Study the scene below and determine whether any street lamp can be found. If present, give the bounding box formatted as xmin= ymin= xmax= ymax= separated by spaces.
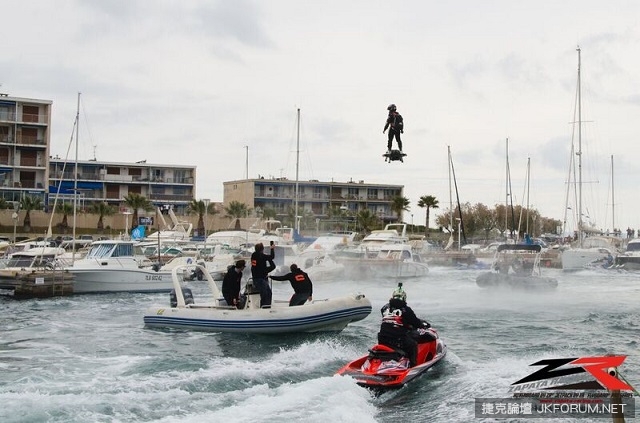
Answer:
xmin=340 ymin=203 xmax=348 ymax=231
xmin=411 ymin=213 xmax=414 ymax=233
xmin=12 ymin=211 xmax=18 ymax=244
xmin=122 ymin=210 xmax=132 ymax=238
xmin=455 ymin=218 xmax=461 ymax=251
xmin=202 ymin=198 xmax=210 ymax=239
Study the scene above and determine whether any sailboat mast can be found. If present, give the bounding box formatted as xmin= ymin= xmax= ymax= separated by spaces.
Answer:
xmin=576 ymin=46 xmax=583 ymax=247
xmin=448 ymin=146 xmax=453 ymax=231
xmin=611 ymin=155 xmax=615 ymax=232
xmin=72 ymin=92 xmax=80 ymax=262
xmin=294 ymin=108 xmax=300 ymax=233
xmin=505 ymin=138 xmax=509 ymax=237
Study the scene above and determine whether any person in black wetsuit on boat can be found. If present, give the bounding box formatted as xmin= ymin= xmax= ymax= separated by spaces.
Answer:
xmin=221 ymin=259 xmax=246 ymax=308
xmin=269 ymin=263 xmax=313 ymax=306
xmin=250 ymin=242 xmax=275 ymax=307
xmin=377 ymin=283 xmax=430 ymax=367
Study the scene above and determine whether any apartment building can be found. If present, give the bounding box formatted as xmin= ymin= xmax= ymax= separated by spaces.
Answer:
xmin=223 ymin=177 xmax=404 ymax=223
xmin=0 ymin=94 xmax=51 ymax=204
xmin=49 ymin=158 xmax=196 ymax=213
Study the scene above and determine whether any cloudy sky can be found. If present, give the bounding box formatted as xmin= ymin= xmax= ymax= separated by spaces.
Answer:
xmin=3 ymin=1 xmax=640 ymax=233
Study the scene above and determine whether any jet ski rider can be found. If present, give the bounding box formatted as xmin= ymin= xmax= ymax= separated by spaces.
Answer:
xmin=377 ymin=283 xmax=430 ymax=367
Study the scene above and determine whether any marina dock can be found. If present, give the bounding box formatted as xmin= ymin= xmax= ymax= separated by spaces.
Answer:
xmin=0 ymin=270 xmax=75 ymax=298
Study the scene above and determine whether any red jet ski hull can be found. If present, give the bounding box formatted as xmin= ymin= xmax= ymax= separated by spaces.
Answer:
xmin=336 ymin=328 xmax=446 ymax=389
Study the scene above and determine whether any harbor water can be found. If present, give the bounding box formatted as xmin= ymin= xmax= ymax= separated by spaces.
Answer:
xmin=1 ymin=266 xmax=638 ymax=422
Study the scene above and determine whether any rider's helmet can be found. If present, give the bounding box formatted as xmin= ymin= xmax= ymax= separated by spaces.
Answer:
xmin=392 ymin=285 xmax=406 ymax=302
xmin=387 ymin=104 xmax=396 ymax=112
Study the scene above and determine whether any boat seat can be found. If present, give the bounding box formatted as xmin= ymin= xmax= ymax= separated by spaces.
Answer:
xmin=368 ymin=347 xmax=406 ymax=362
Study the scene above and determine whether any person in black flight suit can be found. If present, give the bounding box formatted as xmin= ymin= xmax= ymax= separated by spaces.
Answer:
xmin=221 ymin=259 xmax=246 ymax=308
xmin=377 ymin=283 xmax=430 ymax=367
xmin=383 ymin=103 xmax=403 ymax=153
xmin=269 ymin=263 xmax=313 ymax=306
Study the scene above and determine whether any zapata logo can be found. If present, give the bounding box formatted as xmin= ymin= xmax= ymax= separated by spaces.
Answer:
xmin=512 ymin=356 xmax=633 ymax=391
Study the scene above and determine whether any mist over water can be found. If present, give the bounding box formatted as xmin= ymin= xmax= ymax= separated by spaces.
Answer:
xmin=1 ymin=266 xmax=638 ymax=422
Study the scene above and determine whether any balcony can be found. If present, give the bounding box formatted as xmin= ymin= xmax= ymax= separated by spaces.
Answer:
xmin=148 ymin=194 xmax=194 ymax=202
xmin=0 ymin=135 xmax=46 ymax=146
xmin=7 ymin=179 xmax=37 ymax=189
xmin=0 ymin=112 xmax=50 ymax=125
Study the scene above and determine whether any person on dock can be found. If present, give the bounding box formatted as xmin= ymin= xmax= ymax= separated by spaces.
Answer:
xmin=251 ymin=241 xmax=275 ymax=307
xmin=269 ymin=263 xmax=313 ymax=306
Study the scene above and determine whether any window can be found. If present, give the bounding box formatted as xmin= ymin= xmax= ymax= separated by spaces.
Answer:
xmin=22 ymin=105 xmax=39 ymax=123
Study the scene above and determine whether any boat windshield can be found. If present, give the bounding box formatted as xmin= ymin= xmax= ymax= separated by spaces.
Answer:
xmin=6 ymin=256 xmax=37 ymax=268
xmin=626 ymin=242 xmax=640 ymax=252
xmin=85 ymin=243 xmax=135 ymax=259
xmin=86 ymin=243 xmax=116 ymax=259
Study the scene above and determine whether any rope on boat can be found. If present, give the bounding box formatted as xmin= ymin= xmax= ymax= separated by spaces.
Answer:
xmin=617 ymin=371 xmax=640 ymax=397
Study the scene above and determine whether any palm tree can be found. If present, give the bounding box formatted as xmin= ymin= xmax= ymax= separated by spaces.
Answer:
xmin=261 ymin=207 xmax=277 ymax=220
xmin=20 ymin=196 xmax=43 ymax=232
xmin=206 ymin=202 xmax=219 ymax=234
xmin=224 ymin=201 xmax=252 ymax=229
xmin=356 ymin=209 xmax=380 ymax=235
xmin=56 ymin=203 xmax=74 ymax=233
xmin=90 ymin=202 xmax=116 ymax=232
xmin=390 ymin=196 xmax=410 ymax=223
xmin=417 ymin=195 xmax=439 ymax=236
xmin=122 ymin=193 xmax=154 ymax=232
xmin=187 ymin=199 xmax=207 ymax=236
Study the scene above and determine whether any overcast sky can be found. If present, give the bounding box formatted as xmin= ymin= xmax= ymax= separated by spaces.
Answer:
xmin=2 ymin=1 xmax=640 ymax=233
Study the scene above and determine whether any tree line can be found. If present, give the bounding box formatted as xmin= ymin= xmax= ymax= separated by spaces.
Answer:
xmin=2 ymin=193 xmax=561 ymax=241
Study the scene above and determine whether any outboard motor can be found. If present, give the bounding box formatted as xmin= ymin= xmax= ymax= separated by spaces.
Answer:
xmin=170 ymin=288 xmax=194 ymax=307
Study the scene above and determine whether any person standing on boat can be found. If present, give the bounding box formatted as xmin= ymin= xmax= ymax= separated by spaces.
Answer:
xmin=251 ymin=241 xmax=275 ymax=307
xmin=383 ymin=104 xmax=403 ymax=153
xmin=377 ymin=284 xmax=429 ymax=367
xmin=222 ymin=259 xmax=246 ymax=308
xmin=269 ymin=263 xmax=313 ymax=306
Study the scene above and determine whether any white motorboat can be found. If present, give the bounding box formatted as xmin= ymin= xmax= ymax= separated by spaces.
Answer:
xmin=367 ymin=243 xmax=429 ymax=278
xmin=205 ymin=229 xmax=266 ymax=248
xmin=613 ymin=238 xmax=640 ymax=270
xmin=271 ymin=244 xmax=345 ymax=282
xmin=561 ymin=236 xmax=619 ymax=271
xmin=476 ymin=244 xmax=557 ymax=289
xmin=336 ymin=224 xmax=409 ymax=260
xmin=67 ymin=240 xmax=174 ymax=293
xmin=0 ymin=247 xmax=75 ymax=297
xmin=143 ymin=264 xmax=372 ymax=334
xmin=339 ymin=242 xmax=429 ymax=279
xmin=145 ymin=207 xmax=193 ymax=241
